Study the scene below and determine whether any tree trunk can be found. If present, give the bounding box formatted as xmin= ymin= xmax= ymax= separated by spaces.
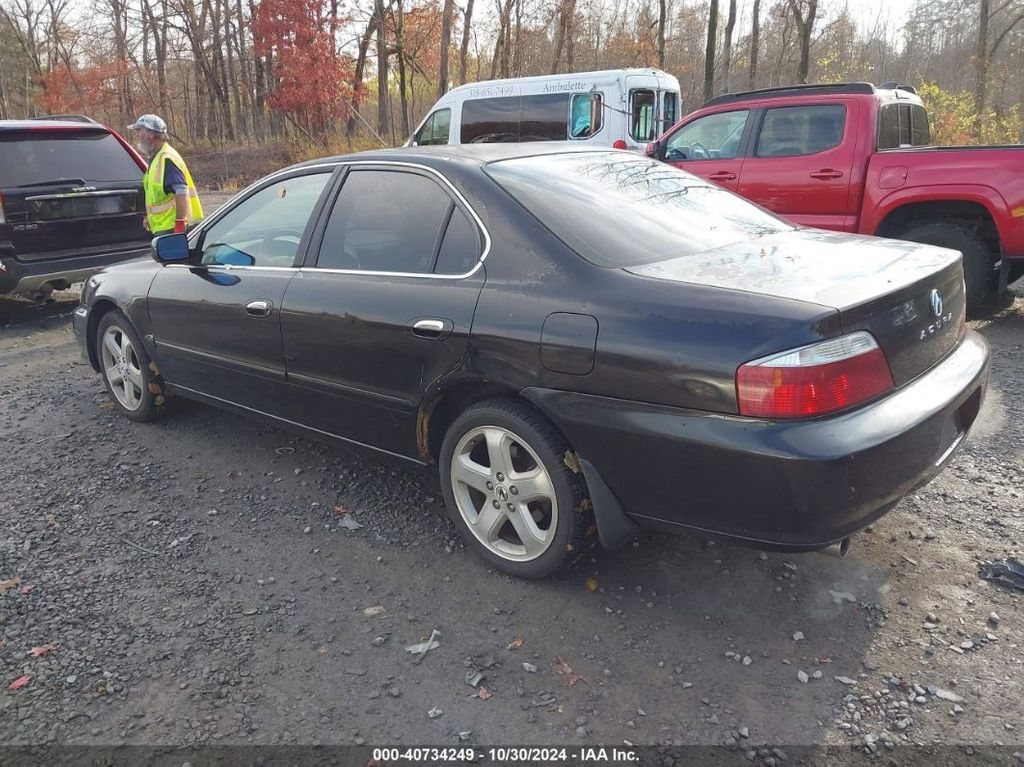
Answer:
xmin=657 ymin=0 xmax=666 ymax=69
xmin=375 ymin=0 xmax=390 ymax=139
xmin=348 ymin=17 xmax=377 ymax=136
xmin=749 ymin=0 xmax=760 ymax=89
xmin=395 ymin=1 xmax=408 ymax=140
xmin=788 ymin=0 xmax=817 ymax=84
xmin=438 ymin=0 xmax=454 ymax=97
xmin=703 ymin=0 xmax=718 ymax=102
xmin=458 ymin=0 xmax=475 ymax=84
xmin=722 ymin=0 xmax=736 ymax=93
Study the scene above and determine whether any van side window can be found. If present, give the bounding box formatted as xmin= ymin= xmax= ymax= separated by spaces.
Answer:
xmin=520 ymin=94 xmax=570 ymax=141
xmin=570 ymin=93 xmax=603 ymax=139
xmin=630 ymin=90 xmax=657 ymax=142
xmin=414 ymin=109 xmax=451 ymax=146
xmin=461 ymin=97 xmax=520 ymax=143
xmin=662 ymin=92 xmax=679 ymax=135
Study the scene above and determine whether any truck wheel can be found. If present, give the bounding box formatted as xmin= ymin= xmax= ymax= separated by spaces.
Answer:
xmin=899 ymin=222 xmax=996 ymax=314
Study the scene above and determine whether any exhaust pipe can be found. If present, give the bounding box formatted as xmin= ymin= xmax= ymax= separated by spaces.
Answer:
xmin=819 ymin=537 xmax=852 ymax=559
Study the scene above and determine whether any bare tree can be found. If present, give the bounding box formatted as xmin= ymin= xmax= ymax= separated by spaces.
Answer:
xmin=722 ymin=0 xmax=736 ymax=93
xmin=703 ymin=0 xmax=718 ymax=102
xmin=749 ymin=0 xmax=761 ymax=88
xmin=657 ymin=0 xmax=667 ymax=68
xmin=458 ymin=0 xmax=474 ymax=84
xmin=788 ymin=0 xmax=818 ymax=84
xmin=438 ymin=0 xmax=455 ymax=97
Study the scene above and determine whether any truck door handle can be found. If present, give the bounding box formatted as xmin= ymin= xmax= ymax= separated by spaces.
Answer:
xmin=810 ymin=169 xmax=844 ymax=180
xmin=411 ymin=318 xmax=450 ymax=340
xmin=245 ymin=299 xmax=272 ymax=318
xmin=708 ymin=171 xmax=737 ymax=182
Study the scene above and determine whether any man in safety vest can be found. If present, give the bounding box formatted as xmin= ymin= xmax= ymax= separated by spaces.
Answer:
xmin=128 ymin=114 xmax=203 ymax=235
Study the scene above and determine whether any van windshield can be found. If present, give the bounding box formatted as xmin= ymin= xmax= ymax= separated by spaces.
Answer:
xmin=486 ymin=152 xmax=792 ymax=268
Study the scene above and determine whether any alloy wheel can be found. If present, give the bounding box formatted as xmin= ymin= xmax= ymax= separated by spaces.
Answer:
xmin=450 ymin=425 xmax=559 ymax=562
xmin=100 ymin=325 xmax=145 ymax=411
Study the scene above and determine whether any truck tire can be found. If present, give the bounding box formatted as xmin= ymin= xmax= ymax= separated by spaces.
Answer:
xmin=899 ymin=221 xmax=996 ymax=314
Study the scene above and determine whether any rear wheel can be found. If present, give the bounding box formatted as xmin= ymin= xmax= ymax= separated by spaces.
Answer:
xmin=96 ymin=311 xmax=160 ymax=422
xmin=439 ymin=399 xmax=588 ymax=578
xmin=899 ymin=221 xmax=996 ymax=315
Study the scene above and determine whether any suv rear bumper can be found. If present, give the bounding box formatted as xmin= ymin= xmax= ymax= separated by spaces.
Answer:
xmin=0 ymin=245 xmax=150 ymax=295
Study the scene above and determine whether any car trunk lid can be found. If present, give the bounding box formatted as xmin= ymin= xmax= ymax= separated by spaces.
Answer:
xmin=0 ymin=126 xmax=147 ymax=261
xmin=626 ymin=228 xmax=964 ymax=387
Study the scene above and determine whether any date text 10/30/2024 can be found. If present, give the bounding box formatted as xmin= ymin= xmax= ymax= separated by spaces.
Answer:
xmin=371 ymin=747 xmax=640 ymax=762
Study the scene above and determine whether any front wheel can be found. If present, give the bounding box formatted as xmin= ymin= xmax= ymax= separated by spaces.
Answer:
xmin=439 ymin=399 xmax=588 ymax=578
xmin=96 ymin=311 xmax=161 ymax=422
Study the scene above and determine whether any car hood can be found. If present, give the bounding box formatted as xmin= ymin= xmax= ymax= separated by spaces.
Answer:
xmin=625 ymin=228 xmax=961 ymax=312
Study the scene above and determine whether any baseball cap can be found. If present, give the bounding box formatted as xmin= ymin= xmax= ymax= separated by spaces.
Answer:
xmin=127 ymin=114 xmax=167 ymax=133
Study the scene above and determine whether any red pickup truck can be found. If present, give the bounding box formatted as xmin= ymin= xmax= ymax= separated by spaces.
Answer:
xmin=647 ymin=82 xmax=1024 ymax=310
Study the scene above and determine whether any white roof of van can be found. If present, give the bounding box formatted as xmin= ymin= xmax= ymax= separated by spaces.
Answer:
xmin=446 ymin=68 xmax=679 ymax=95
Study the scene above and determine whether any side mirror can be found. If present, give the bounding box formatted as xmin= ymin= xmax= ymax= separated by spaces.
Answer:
xmin=645 ymin=141 xmax=666 ymax=161
xmin=152 ymin=232 xmax=190 ymax=264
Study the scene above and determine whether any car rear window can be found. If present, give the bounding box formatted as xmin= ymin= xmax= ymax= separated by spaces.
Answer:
xmin=486 ymin=152 xmax=792 ymax=268
xmin=0 ymin=130 xmax=142 ymax=187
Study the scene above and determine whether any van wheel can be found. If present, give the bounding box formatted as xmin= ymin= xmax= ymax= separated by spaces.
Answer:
xmin=439 ymin=399 xmax=588 ymax=579
xmin=96 ymin=311 xmax=161 ymax=422
xmin=899 ymin=221 xmax=995 ymax=315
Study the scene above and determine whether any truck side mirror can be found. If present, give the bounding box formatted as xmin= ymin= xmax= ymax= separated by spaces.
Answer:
xmin=645 ymin=141 xmax=665 ymax=161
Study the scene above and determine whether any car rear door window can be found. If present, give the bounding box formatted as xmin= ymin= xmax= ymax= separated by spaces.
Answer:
xmin=199 ymin=172 xmax=330 ymax=267
xmin=0 ymin=130 xmax=141 ymax=187
xmin=316 ymin=169 xmax=453 ymax=274
xmin=755 ymin=105 xmax=846 ymax=157
xmin=665 ymin=110 xmax=750 ymax=161
xmin=434 ymin=206 xmax=482 ymax=275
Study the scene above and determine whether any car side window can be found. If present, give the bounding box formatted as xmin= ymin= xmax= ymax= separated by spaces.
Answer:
xmin=755 ymin=105 xmax=846 ymax=158
xmin=630 ymin=89 xmax=657 ymax=142
xmin=199 ymin=173 xmax=330 ymax=267
xmin=665 ymin=109 xmax=750 ymax=161
xmin=316 ymin=169 xmax=453 ymax=274
xmin=434 ymin=206 xmax=482 ymax=275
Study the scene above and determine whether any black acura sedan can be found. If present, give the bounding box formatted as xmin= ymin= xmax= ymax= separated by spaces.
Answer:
xmin=74 ymin=146 xmax=989 ymax=578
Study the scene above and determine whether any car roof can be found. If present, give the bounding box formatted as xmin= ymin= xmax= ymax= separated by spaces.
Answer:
xmin=0 ymin=119 xmax=110 ymax=132
xmin=289 ymin=143 xmax=623 ymax=172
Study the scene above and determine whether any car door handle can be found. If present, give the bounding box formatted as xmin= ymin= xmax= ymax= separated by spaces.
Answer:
xmin=411 ymin=318 xmax=450 ymax=340
xmin=810 ymin=169 xmax=844 ymax=180
xmin=707 ymin=171 xmax=737 ymax=181
xmin=245 ymin=299 xmax=272 ymax=318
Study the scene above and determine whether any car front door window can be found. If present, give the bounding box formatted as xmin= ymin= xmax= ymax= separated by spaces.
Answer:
xmin=665 ymin=110 xmax=750 ymax=161
xmin=199 ymin=173 xmax=331 ymax=267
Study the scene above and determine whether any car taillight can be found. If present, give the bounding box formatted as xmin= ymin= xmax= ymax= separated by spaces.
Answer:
xmin=0 ymin=191 xmax=5 ymax=225
xmin=736 ymin=331 xmax=894 ymax=419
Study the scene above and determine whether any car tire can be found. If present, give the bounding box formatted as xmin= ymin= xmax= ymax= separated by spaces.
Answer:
xmin=439 ymin=398 xmax=588 ymax=578
xmin=899 ymin=221 xmax=995 ymax=315
xmin=96 ymin=311 xmax=161 ymax=423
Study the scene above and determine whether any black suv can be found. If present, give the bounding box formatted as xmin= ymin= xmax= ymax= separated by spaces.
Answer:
xmin=0 ymin=117 xmax=148 ymax=301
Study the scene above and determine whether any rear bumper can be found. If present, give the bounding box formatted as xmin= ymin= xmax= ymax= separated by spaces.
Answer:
xmin=524 ymin=330 xmax=990 ymax=550
xmin=0 ymin=245 xmax=149 ymax=295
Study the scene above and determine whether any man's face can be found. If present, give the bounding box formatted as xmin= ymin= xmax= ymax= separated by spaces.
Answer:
xmin=133 ymin=128 xmax=159 ymax=156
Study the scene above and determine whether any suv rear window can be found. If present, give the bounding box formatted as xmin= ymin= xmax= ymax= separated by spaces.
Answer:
xmin=0 ymin=130 xmax=142 ymax=187
xmin=487 ymin=152 xmax=791 ymax=268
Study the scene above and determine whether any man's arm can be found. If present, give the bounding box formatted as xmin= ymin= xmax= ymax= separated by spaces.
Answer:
xmin=164 ymin=158 xmax=190 ymax=233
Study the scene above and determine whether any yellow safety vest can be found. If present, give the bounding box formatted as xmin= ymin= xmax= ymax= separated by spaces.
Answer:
xmin=142 ymin=143 xmax=203 ymax=233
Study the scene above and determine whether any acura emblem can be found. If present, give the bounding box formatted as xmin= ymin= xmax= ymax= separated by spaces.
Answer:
xmin=496 ymin=486 xmax=509 ymax=502
xmin=929 ymin=289 xmax=943 ymax=318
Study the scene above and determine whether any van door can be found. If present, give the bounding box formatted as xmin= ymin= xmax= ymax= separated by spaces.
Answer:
xmin=625 ymin=78 xmax=658 ymax=147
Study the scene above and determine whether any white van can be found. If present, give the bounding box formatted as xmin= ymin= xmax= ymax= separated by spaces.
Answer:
xmin=406 ymin=68 xmax=682 ymax=151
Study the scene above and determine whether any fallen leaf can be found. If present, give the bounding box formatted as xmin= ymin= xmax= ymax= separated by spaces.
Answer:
xmin=554 ymin=655 xmax=583 ymax=686
xmin=0 ymin=577 xmax=21 ymax=596
xmin=476 ymin=686 xmax=492 ymax=701
xmin=28 ymin=644 xmax=55 ymax=657
xmin=98 ymin=401 xmax=115 ymax=409
xmin=362 ymin=606 xmax=386 ymax=617
xmin=333 ymin=504 xmax=349 ymax=514
xmin=585 ymin=578 xmax=599 ymax=592
xmin=316 ymin=646 xmax=328 ymax=656
xmin=20 ymin=585 xmax=34 ymax=595
xmin=507 ymin=636 xmax=524 ymax=650
xmin=9 ymin=675 xmax=31 ymax=690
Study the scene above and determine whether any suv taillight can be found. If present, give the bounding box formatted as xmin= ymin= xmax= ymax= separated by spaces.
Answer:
xmin=736 ymin=331 xmax=894 ymax=419
xmin=0 ymin=192 xmax=5 ymax=225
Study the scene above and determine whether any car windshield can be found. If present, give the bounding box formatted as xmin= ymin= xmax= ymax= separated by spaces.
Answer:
xmin=0 ymin=130 xmax=142 ymax=187
xmin=485 ymin=152 xmax=792 ymax=268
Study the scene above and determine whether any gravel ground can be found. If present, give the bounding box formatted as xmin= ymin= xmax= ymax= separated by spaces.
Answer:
xmin=0 ymin=262 xmax=1022 ymax=759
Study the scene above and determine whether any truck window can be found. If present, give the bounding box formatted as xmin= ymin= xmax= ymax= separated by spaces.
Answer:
xmin=909 ymin=104 xmax=930 ymax=146
xmin=413 ymin=109 xmax=451 ymax=146
xmin=520 ymin=94 xmax=570 ymax=141
xmin=570 ymin=93 xmax=604 ymax=139
xmin=755 ymin=105 xmax=846 ymax=157
xmin=878 ymin=104 xmax=900 ymax=149
xmin=461 ymin=97 xmax=520 ymax=143
xmin=665 ymin=110 xmax=750 ymax=161
xmin=879 ymin=103 xmax=928 ymax=149
xmin=662 ymin=92 xmax=679 ymax=134
xmin=630 ymin=90 xmax=657 ymax=142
